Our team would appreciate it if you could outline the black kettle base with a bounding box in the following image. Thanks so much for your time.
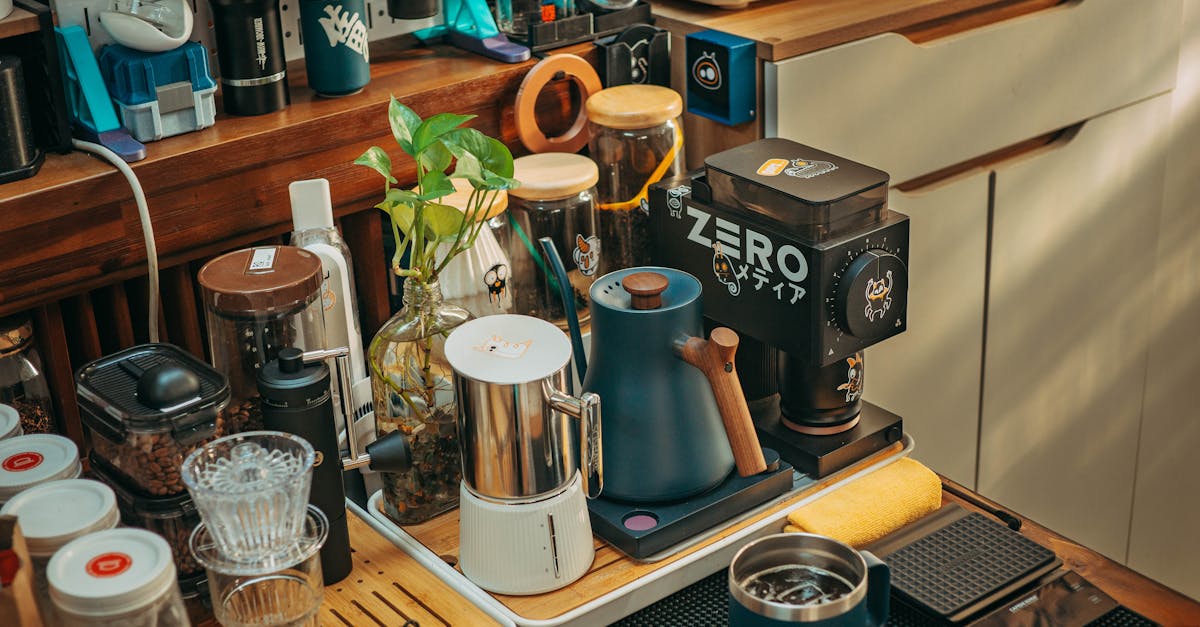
[588,449,793,561]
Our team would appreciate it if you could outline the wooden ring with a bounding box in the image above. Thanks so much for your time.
[514,54,602,154]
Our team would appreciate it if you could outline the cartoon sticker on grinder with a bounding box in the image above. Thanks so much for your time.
[864,270,894,321]
[712,242,740,296]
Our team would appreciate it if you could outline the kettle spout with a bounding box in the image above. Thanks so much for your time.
[538,237,588,383]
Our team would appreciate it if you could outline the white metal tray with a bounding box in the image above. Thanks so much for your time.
[351,434,915,627]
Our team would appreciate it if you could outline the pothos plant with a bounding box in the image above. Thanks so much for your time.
[355,97,518,283]
[354,97,518,414]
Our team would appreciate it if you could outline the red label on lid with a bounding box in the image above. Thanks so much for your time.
[2,451,44,472]
[86,552,133,578]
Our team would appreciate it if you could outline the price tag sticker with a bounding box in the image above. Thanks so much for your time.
[246,247,278,274]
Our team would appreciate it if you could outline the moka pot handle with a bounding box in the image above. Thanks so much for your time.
[546,385,603,499]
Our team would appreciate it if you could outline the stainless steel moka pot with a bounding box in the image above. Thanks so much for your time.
[444,314,602,594]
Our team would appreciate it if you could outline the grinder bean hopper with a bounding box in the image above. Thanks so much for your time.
[649,137,909,478]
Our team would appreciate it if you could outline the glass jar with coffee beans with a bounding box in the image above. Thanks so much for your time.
[90,452,205,580]
[198,246,327,436]
[76,344,230,498]
[0,314,58,435]
[586,84,685,272]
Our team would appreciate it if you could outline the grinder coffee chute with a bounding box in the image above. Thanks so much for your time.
[650,137,909,478]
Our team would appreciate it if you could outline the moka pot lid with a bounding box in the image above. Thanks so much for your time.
[445,315,572,385]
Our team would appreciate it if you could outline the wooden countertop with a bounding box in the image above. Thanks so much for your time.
[940,477,1200,626]
[649,0,1063,61]
[304,475,1200,627]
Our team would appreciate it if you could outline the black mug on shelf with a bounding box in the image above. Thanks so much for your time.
[209,0,290,116]
[387,0,438,19]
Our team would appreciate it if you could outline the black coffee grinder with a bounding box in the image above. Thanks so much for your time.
[257,346,412,584]
[650,137,909,478]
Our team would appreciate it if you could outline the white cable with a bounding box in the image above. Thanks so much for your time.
[72,139,160,343]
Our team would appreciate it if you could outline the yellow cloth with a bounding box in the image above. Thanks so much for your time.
[784,457,942,548]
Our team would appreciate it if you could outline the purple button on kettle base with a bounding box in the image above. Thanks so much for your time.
[622,511,659,532]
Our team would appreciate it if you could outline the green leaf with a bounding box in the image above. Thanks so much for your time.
[481,174,520,191]
[388,97,421,155]
[417,170,455,201]
[423,203,465,240]
[412,113,476,154]
[374,199,415,234]
[444,128,514,179]
[450,150,484,185]
[354,146,396,184]
[383,188,419,207]
[417,140,452,174]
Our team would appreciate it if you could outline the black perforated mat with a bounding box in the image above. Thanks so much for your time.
[1087,606,1159,627]
[610,570,728,626]
[882,511,1057,621]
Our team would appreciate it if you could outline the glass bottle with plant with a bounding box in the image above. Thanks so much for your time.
[355,98,517,524]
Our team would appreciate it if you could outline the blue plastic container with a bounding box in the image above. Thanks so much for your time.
[99,42,217,142]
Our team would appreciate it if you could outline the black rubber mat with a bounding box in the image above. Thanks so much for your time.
[1087,606,1160,627]
[610,570,728,626]
[885,511,1057,620]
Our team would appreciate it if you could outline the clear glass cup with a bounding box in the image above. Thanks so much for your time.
[180,431,315,562]
[191,505,327,627]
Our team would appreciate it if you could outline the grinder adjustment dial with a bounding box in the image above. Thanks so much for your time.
[831,248,908,342]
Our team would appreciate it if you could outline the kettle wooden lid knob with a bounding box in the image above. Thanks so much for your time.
[622,272,670,310]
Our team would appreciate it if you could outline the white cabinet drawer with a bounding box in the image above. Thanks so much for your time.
[979,92,1171,561]
[864,171,990,488]
[766,0,1180,184]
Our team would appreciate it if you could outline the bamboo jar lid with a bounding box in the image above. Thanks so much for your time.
[435,178,509,222]
[585,85,683,130]
[509,153,599,201]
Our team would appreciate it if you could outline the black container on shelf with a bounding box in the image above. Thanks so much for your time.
[0,0,72,156]
[209,0,290,115]
[387,0,438,19]
[0,55,42,184]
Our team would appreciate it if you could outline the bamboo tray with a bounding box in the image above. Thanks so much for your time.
[352,435,913,627]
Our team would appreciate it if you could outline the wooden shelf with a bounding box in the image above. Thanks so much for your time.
[649,0,1063,61]
[0,38,591,321]
[0,7,39,39]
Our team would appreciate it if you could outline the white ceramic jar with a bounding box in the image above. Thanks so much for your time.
[48,528,189,626]
[0,433,82,505]
[0,479,121,622]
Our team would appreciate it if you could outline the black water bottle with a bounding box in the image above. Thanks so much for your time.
[210,0,290,115]
[258,347,351,584]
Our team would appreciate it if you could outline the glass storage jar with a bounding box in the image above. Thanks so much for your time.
[495,0,576,39]
[48,528,188,627]
[0,433,82,506]
[90,452,205,580]
[76,343,230,498]
[501,152,601,327]
[198,246,326,435]
[0,314,57,434]
[0,478,120,624]
[586,84,684,271]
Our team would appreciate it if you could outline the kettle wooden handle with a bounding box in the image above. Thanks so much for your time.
[680,328,768,477]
